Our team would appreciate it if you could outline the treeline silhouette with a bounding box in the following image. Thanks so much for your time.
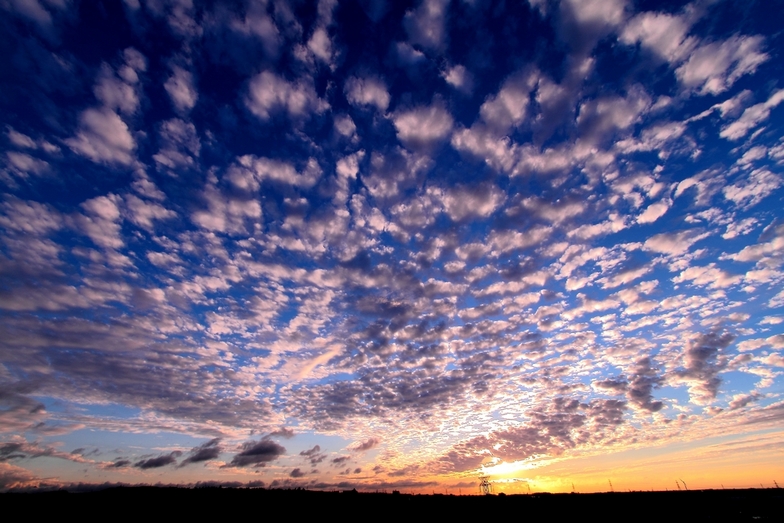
[3,486,782,521]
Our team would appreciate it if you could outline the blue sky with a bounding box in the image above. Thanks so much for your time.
[1,0,783,492]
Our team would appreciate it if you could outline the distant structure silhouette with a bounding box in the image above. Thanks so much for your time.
[479,477,493,495]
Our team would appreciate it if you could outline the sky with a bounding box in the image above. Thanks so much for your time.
[1,0,783,494]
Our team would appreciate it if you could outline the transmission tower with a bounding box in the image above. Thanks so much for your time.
[479,476,493,495]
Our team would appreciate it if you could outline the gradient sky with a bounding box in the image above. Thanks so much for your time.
[1,0,783,493]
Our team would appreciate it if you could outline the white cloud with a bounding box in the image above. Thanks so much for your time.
[403,0,449,52]
[737,146,767,166]
[66,108,135,166]
[637,198,671,224]
[723,169,781,209]
[245,71,328,120]
[392,104,454,149]
[563,0,626,29]
[723,217,758,240]
[436,183,506,222]
[515,198,586,226]
[0,198,62,236]
[344,76,390,112]
[307,27,333,64]
[6,152,48,176]
[480,71,538,133]
[152,118,201,172]
[720,89,784,141]
[559,0,627,53]
[396,42,426,65]
[192,178,262,234]
[442,64,473,94]
[673,264,742,289]
[673,169,726,207]
[450,125,518,173]
[676,35,768,95]
[577,86,650,143]
[334,114,357,140]
[334,150,365,204]
[123,47,147,74]
[227,156,322,189]
[76,194,124,249]
[230,3,280,57]
[599,266,651,289]
[729,223,784,264]
[644,229,707,256]
[568,213,628,240]
[125,194,175,231]
[7,128,36,149]
[94,65,140,115]
[164,66,198,113]
[4,0,53,27]
[615,121,686,156]
[619,11,694,62]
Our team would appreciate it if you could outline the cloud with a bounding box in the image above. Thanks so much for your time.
[392,104,453,149]
[5,152,48,176]
[577,86,650,144]
[441,64,473,94]
[434,397,626,473]
[395,42,425,65]
[229,2,280,57]
[728,221,784,264]
[94,65,140,115]
[723,169,781,210]
[673,264,742,289]
[307,27,333,65]
[403,0,449,52]
[164,66,198,113]
[125,194,175,231]
[436,183,505,222]
[245,71,328,120]
[3,0,61,30]
[75,194,124,249]
[0,462,41,489]
[152,118,201,172]
[675,331,735,404]
[559,0,627,54]
[643,229,707,256]
[268,427,295,439]
[227,156,321,189]
[228,439,285,467]
[66,109,135,165]
[637,199,671,224]
[134,451,181,469]
[191,176,262,233]
[348,438,379,452]
[676,35,768,95]
[334,114,357,140]
[6,128,36,149]
[619,11,695,63]
[479,70,538,133]
[344,76,390,112]
[300,445,321,457]
[720,89,784,141]
[626,357,663,412]
[179,438,222,467]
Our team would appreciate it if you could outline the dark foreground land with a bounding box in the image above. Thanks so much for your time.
[3,487,783,521]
